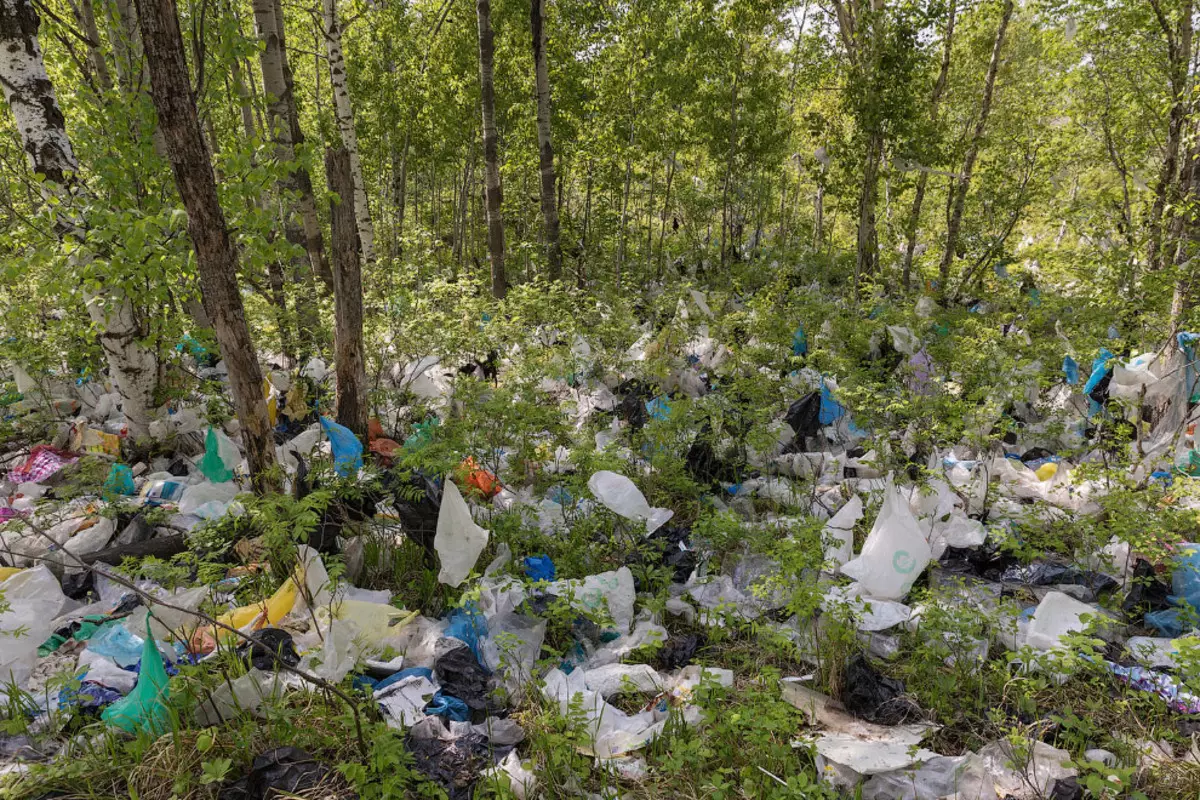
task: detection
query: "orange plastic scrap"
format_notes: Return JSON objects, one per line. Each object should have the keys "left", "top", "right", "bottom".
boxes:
{"left": 457, "top": 456, "right": 501, "bottom": 499}
{"left": 368, "top": 417, "right": 385, "bottom": 442}
{"left": 369, "top": 437, "right": 400, "bottom": 466}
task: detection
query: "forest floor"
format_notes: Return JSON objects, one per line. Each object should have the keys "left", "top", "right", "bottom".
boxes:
{"left": 3, "top": 282, "right": 1200, "bottom": 800}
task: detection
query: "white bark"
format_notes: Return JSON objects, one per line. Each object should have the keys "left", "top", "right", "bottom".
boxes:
{"left": 322, "top": 0, "right": 374, "bottom": 265}
{"left": 0, "top": 0, "right": 157, "bottom": 439}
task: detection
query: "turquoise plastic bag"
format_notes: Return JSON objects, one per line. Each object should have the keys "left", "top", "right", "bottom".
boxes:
{"left": 103, "top": 464, "right": 135, "bottom": 496}
{"left": 198, "top": 426, "right": 235, "bottom": 483}
{"left": 101, "top": 615, "right": 171, "bottom": 736}
{"left": 321, "top": 416, "right": 363, "bottom": 477}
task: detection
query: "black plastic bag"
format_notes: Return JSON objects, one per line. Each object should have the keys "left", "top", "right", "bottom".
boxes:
{"left": 218, "top": 747, "right": 348, "bottom": 800}
{"left": 1122, "top": 558, "right": 1172, "bottom": 620}
{"left": 784, "top": 392, "right": 821, "bottom": 438}
{"left": 383, "top": 470, "right": 442, "bottom": 565}
{"left": 240, "top": 628, "right": 300, "bottom": 672}
{"left": 435, "top": 642, "right": 492, "bottom": 713}
{"left": 658, "top": 634, "right": 703, "bottom": 671}
{"left": 1000, "top": 562, "right": 1119, "bottom": 595}
{"left": 644, "top": 526, "right": 697, "bottom": 585}
{"left": 406, "top": 729, "right": 506, "bottom": 800}
{"left": 841, "top": 655, "right": 922, "bottom": 725}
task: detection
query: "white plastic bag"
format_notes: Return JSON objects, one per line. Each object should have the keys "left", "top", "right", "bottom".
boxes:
{"left": 178, "top": 481, "right": 241, "bottom": 518}
{"left": 840, "top": 484, "right": 931, "bottom": 601}
{"left": 435, "top": 478, "right": 489, "bottom": 586}
{"left": 824, "top": 495, "right": 862, "bottom": 568}
{"left": 587, "top": 471, "right": 673, "bottom": 534}
{"left": 1026, "top": 591, "right": 1103, "bottom": 651}
{"left": 0, "top": 565, "right": 69, "bottom": 687}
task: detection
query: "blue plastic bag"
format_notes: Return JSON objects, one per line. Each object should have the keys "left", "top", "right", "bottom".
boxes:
{"left": 104, "top": 464, "right": 136, "bottom": 496}
{"left": 1062, "top": 356, "right": 1079, "bottom": 385}
{"left": 523, "top": 555, "right": 556, "bottom": 582}
{"left": 426, "top": 692, "right": 470, "bottom": 721}
{"left": 320, "top": 416, "right": 363, "bottom": 477}
{"left": 645, "top": 396, "right": 671, "bottom": 422}
{"left": 373, "top": 666, "right": 434, "bottom": 693}
{"left": 444, "top": 603, "right": 488, "bottom": 664}
{"left": 1084, "top": 349, "right": 1115, "bottom": 416}
{"left": 1146, "top": 544, "right": 1200, "bottom": 637}
{"left": 818, "top": 380, "right": 845, "bottom": 425}
{"left": 792, "top": 325, "right": 808, "bottom": 357}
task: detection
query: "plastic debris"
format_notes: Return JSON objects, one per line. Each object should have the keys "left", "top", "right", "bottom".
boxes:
{"left": 587, "top": 470, "right": 674, "bottom": 533}
{"left": 101, "top": 615, "right": 172, "bottom": 736}
{"left": 320, "top": 416, "right": 363, "bottom": 477}
{"left": 841, "top": 483, "right": 931, "bottom": 601}
{"left": 435, "top": 479, "right": 489, "bottom": 587}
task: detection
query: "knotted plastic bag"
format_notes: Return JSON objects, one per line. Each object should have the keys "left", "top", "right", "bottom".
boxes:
{"left": 198, "top": 426, "right": 238, "bottom": 482}
{"left": 320, "top": 416, "right": 363, "bottom": 477}
{"left": 101, "top": 614, "right": 171, "bottom": 736}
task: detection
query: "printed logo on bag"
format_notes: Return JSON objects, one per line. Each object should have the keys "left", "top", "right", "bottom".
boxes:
{"left": 893, "top": 550, "right": 916, "bottom": 574}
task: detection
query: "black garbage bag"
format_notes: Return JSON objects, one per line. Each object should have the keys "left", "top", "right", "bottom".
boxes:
{"left": 613, "top": 379, "right": 654, "bottom": 430}
{"left": 1122, "top": 558, "right": 1172, "bottom": 620}
{"left": 840, "top": 655, "right": 922, "bottom": 725}
{"left": 406, "top": 729, "right": 506, "bottom": 800}
{"left": 114, "top": 514, "right": 153, "bottom": 548}
{"left": 658, "top": 633, "right": 703, "bottom": 671}
{"left": 435, "top": 642, "right": 492, "bottom": 713}
{"left": 1000, "top": 562, "right": 1119, "bottom": 595}
{"left": 685, "top": 435, "right": 740, "bottom": 487}
{"left": 218, "top": 747, "right": 350, "bottom": 800}
{"left": 60, "top": 570, "right": 94, "bottom": 600}
{"left": 1049, "top": 777, "right": 1083, "bottom": 800}
{"left": 645, "top": 526, "right": 697, "bottom": 585}
{"left": 939, "top": 541, "right": 1018, "bottom": 582}
{"left": 785, "top": 392, "right": 821, "bottom": 439}
{"left": 240, "top": 628, "right": 300, "bottom": 672}
{"left": 383, "top": 470, "right": 442, "bottom": 565}
{"left": 1020, "top": 447, "right": 1056, "bottom": 463}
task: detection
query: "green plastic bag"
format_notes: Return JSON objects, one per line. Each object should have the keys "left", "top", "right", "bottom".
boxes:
{"left": 103, "top": 464, "right": 136, "bottom": 496}
{"left": 101, "top": 614, "right": 171, "bottom": 736}
{"left": 198, "top": 426, "right": 235, "bottom": 483}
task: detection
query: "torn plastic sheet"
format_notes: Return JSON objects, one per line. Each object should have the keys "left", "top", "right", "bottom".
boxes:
{"left": 823, "top": 495, "right": 861, "bottom": 569}
{"left": 587, "top": 471, "right": 673, "bottom": 533}
{"left": 977, "top": 739, "right": 1075, "bottom": 800}
{"left": 377, "top": 674, "right": 439, "bottom": 728}
{"left": 548, "top": 566, "right": 636, "bottom": 635}
{"left": 434, "top": 479, "right": 489, "bottom": 587}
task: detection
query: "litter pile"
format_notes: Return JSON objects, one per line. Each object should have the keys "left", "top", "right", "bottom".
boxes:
{"left": 3, "top": 289, "right": 1200, "bottom": 797}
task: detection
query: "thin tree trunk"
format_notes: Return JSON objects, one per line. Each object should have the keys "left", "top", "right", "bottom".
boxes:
{"left": 645, "top": 159, "right": 655, "bottom": 272}
{"left": 69, "top": 0, "right": 113, "bottom": 90}
{"left": 476, "top": 0, "right": 505, "bottom": 297}
{"left": 325, "top": 146, "right": 368, "bottom": 437}
{"left": 530, "top": 0, "right": 561, "bottom": 280}
{"left": 251, "top": 0, "right": 331, "bottom": 291}
{"left": 938, "top": 0, "right": 1013, "bottom": 300}
{"left": 580, "top": 157, "right": 592, "bottom": 289}
{"left": 616, "top": 147, "right": 633, "bottom": 288}
{"left": 657, "top": 152, "right": 675, "bottom": 278}
{"left": 1147, "top": 0, "right": 1194, "bottom": 273}
{"left": 855, "top": 130, "right": 882, "bottom": 288}
{"left": 721, "top": 59, "right": 742, "bottom": 267}
{"left": 0, "top": 0, "right": 158, "bottom": 440}
{"left": 323, "top": 0, "right": 374, "bottom": 266}
{"left": 133, "top": 0, "right": 277, "bottom": 489}
{"left": 901, "top": 0, "right": 956, "bottom": 290}
{"left": 814, "top": 170, "right": 825, "bottom": 250}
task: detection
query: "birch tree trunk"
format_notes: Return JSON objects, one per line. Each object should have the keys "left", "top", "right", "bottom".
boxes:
{"left": 133, "top": 0, "right": 278, "bottom": 490}
{"left": 530, "top": 0, "right": 561, "bottom": 280}
{"left": 0, "top": 0, "right": 158, "bottom": 440}
{"left": 326, "top": 146, "right": 368, "bottom": 437}
{"left": 476, "top": 0, "right": 506, "bottom": 298}
{"left": 323, "top": 0, "right": 375, "bottom": 266}
{"left": 901, "top": 0, "right": 955, "bottom": 291}
{"left": 938, "top": 0, "right": 1013, "bottom": 300}
{"left": 251, "top": 0, "right": 332, "bottom": 292}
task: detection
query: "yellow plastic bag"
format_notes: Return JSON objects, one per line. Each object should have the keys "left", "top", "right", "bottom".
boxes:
{"left": 1035, "top": 462, "right": 1058, "bottom": 481}
{"left": 0, "top": 566, "right": 23, "bottom": 582}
